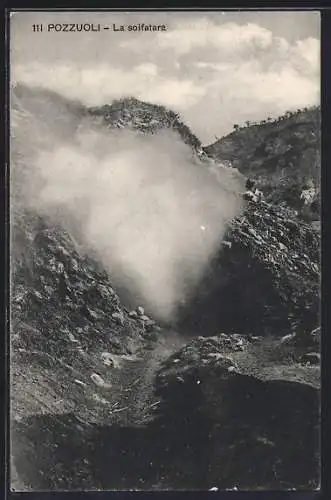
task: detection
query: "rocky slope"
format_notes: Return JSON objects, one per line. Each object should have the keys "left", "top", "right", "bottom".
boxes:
{"left": 204, "top": 107, "right": 321, "bottom": 220}
{"left": 177, "top": 198, "right": 320, "bottom": 339}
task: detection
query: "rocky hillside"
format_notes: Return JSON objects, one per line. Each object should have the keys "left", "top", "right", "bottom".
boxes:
{"left": 177, "top": 198, "right": 320, "bottom": 339}
{"left": 204, "top": 107, "right": 321, "bottom": 219}
{"left": 10, "top": 86, "right": 321, "bottom": 491}
{"left": 88, "top": 97, "right": 202, "bottom": 153}
{"left": 11, "top": 210, "right": 147, "bottom": 357}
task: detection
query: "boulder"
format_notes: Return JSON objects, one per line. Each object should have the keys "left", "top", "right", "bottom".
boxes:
{"left": 140, "top": 316, "right": 156, "bottom": 328}
{"left": 100, "top": 352, "right": 114, "bottom": 367}
{"left": 310, "top": 326, "right": 321, "bottom": 341}
{"left": 137, "top": 306, "right": 145, "bottom": 316}
{"left": 128, "top": 310, "right": 138, "bottom": 318}
{"left": 139, "top": 314, "right": 151, "bottom": 322}
{"left": 90, "top": 373, "right": 112, "bottom": 390}
{"left": 111, "top": 312, "right": 125, "bottom": 326}
{"left": 280, "top": 328, "right": 320, "bottom": 349}
{"left": 280, "top": 333, "right": 297, "bottom": 345}
{"left": 300, "top": 352, "right": 320, "bottom": 365}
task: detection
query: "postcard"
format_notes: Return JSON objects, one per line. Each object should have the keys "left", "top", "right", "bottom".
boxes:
{"left": 9, "top": 9, "right": 321, "bottom": 491}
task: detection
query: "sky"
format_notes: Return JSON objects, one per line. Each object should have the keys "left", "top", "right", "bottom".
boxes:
{"left": 10, "top": 10, "right": 320, "bottom": 144}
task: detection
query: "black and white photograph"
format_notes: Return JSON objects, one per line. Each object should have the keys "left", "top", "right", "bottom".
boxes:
{"left": 9, "top": 10, "right": 321, "bottom": 491}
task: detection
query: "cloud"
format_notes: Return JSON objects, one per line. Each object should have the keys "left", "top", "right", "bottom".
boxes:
{"left": 135, "top": 63, "right": 158, "bottom": 77}
{"left": 12, "top": 62, "right": 205, "bottom": 111}
{"left": 290, "top": 37, "right": 320, "bottom": 76}
{"left": 155, "top": 20, "right": 274, "bottom": 57}
{"left": 145, "top": 79, "right": 205, "bottom": 108}
{"left": 11, "top": 17, "right": 320, "bottom": 142}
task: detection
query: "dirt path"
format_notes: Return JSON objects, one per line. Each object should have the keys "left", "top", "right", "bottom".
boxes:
{"left": 101, "top": 329, "right": 186, "bottom": 426}
{"left": 10, "top": 328, "right": 186, "bottom": 490}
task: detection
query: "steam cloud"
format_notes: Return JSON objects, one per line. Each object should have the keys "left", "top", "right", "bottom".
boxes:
{"left": 11, "top": 85, "right": 244, "bottom": 321}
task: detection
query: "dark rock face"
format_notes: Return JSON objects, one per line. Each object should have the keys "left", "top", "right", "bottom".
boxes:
{"left": 177, "top": 199, "right": 320, "bottom": 338}
{"left": 152, "top": 337, "right": 320, "bottom": 490}
{"left": 205, "top": 377, "right": 319, "bottom": 490}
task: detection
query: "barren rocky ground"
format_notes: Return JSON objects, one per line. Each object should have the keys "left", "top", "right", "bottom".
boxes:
{"left": 11, "top": 329, "right": 320, "bottom": 491}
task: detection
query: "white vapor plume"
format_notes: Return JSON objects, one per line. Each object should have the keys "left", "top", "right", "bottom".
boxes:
{"left": 11, "top": 85, "right": 244, "bottom": 321}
